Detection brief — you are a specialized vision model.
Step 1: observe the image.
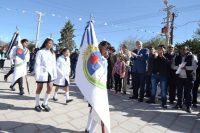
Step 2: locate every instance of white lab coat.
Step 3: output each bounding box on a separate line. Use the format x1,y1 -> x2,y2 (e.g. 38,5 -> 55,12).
34,49 -> 57,82
54,55 -> 71,86
9,46 -> 30,84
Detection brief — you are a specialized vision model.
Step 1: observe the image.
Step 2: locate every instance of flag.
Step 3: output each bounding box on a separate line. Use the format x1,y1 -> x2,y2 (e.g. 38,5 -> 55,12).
11,35 -> 27,85
76,21 -> 111,133
6,32 -> 19,58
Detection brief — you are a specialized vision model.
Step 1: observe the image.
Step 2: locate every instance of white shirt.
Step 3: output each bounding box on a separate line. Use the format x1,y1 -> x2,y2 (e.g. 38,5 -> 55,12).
54,55 -> 71,86
35,48 -> 57,82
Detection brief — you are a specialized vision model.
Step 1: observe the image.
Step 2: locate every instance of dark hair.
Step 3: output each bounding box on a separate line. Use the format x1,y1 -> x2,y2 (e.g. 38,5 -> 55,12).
21,39 -> 28,44
40,38 -> 54,54
158,44 -> 166,49
98,41 -> 111,50
181,45 -> 190,51
61,48 -> 70,54
109,46 -> 116,52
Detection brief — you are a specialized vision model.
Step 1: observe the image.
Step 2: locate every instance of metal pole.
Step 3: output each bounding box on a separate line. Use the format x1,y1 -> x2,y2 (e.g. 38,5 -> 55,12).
101,121 -> 106,133
164,0 -> 170,46
35,12 -> 42,48
170,12 -> 175,45
166,9 -> 170,46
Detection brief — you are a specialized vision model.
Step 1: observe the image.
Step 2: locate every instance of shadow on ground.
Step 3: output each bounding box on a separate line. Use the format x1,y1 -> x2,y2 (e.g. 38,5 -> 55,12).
0,121 -> 84,133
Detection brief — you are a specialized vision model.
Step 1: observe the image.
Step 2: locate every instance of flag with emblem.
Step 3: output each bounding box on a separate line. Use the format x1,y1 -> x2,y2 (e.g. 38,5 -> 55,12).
76,21 -> 110,133
11,35 -> 27,85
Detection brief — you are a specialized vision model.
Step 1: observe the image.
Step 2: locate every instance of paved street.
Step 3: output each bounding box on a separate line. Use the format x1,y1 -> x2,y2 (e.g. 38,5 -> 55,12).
0,60 -> 200,133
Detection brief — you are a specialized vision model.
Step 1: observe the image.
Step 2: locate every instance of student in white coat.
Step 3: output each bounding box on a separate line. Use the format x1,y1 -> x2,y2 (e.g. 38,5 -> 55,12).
85,41 -> 111,133
9,39 -> 30,95
52,48 -> 73,104
34,38 -> 57,112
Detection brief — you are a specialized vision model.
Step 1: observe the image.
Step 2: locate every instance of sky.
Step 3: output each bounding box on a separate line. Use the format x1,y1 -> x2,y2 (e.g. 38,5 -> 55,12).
0,0 -> 200,49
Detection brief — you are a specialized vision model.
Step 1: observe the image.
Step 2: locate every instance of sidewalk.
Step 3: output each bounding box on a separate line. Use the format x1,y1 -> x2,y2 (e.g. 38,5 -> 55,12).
0,60 -> 200,133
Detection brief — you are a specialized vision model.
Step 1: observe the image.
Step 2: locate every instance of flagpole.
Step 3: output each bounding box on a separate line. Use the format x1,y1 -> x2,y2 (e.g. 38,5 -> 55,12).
25,75 -> 30,94
101,121 -> 106,133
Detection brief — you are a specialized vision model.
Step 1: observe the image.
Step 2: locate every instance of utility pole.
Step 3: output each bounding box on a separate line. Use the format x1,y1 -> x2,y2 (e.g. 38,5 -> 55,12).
170,12 -> 175,45
35,11 -> 43,48
162,0 -> 174,46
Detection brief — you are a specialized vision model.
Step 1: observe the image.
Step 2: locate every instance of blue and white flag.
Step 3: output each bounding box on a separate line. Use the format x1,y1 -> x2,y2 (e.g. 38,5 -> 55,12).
9,35 -> 27,85
76,21 -> 111,133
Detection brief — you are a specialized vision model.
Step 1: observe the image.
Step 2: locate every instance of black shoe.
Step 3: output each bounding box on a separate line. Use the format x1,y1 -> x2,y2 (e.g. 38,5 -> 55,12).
146,99 -> 155,104
123,91 -> 126,95
85,129 -> 89,133
169,100 -> 174,104
19,87 -> 24,95
35,105 -> 42,112
19,90 -> 24,95
173,104 -> 182,109
144,94 -> 150,98
129,96 -> 138,99
186,107 -> 192,113
192,104 -> 197,108
4,75 -> 7,81
52,97 -> 58,101
10,85 -> 15,91
41,104 -> 51,112
66,99 -> 73,103
138,98 -> 143,102
162,104 -> 167,109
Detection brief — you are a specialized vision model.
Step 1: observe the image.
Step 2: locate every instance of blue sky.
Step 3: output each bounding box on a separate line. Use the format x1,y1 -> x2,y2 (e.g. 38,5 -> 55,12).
0,0 -> 200,48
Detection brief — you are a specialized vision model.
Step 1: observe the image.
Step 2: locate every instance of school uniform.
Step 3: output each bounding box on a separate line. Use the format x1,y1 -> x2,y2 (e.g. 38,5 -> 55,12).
0,50 -> 6,69
34,48 -> 57,112
54,55 -> 71,87
34,48 -> 57,83
9,46 -> 30,94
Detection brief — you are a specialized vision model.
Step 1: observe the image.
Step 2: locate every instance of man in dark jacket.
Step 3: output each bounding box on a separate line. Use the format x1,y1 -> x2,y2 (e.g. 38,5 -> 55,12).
70,49 -> 79,79
146,45 -> 170,108
165,45 -> 176,104
171,46 -> 198,113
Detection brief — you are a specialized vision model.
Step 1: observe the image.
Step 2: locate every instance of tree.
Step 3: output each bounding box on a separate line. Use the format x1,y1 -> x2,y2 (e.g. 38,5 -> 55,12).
120,37 -> 137,51
194,22 -> 200,40
28,41 -> 36,51
143,35 -> 166,48
58,20 -> 75,51
175,39 -> 200,56
121,35 -> 166,51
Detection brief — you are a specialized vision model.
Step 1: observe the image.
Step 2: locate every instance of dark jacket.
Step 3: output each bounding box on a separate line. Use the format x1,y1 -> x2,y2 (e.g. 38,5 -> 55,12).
131,48 -> 149,74
152,56 -> 170,77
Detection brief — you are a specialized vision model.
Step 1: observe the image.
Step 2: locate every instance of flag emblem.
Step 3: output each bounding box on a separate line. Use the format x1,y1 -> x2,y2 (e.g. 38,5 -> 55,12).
83,45 -> 106,90
16,48 -> 25,60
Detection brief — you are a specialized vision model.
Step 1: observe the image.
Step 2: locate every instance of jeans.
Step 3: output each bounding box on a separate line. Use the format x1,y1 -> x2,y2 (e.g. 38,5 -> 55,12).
151,74 -> 168,105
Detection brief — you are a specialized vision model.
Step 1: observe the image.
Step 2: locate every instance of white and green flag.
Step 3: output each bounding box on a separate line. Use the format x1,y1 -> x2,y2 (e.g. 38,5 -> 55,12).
76,21 -> 110,133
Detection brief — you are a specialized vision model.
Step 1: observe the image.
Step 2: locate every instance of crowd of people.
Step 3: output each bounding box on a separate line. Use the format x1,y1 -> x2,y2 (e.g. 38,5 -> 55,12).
107,41 -> 199,113
0,39 -> 200,115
